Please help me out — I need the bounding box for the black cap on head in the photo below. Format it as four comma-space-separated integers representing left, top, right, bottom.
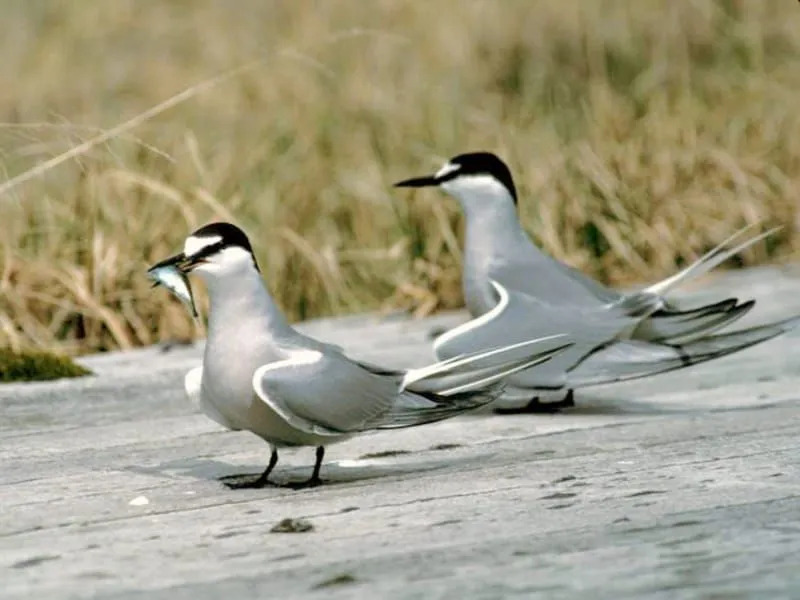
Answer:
190, 222, 253, 251
446, 152, 517, 204
186, 222, 259, 270
394, 151, 517, 205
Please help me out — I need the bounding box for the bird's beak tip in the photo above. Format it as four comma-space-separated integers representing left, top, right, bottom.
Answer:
393, 175, 439, 188
147, 252, 188, 274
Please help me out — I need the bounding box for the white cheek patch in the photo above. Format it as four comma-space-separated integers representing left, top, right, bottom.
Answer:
206, 246, 257, 271
184, 234, 222, 259
444, 174, 509, 197
216, 246, 253, 264
435, 162, 460, 179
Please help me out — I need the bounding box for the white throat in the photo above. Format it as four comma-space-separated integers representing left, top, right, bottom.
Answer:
442, 174, 527, 316
193, 250, 293, 340
441, 174, 517, 219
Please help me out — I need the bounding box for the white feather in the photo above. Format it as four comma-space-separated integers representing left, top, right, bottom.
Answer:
184, 234, 222, 258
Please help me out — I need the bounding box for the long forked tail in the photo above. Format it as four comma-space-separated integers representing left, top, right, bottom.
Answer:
623, 223, 779, 341
568, 316, 799, 388
374, 335, 574, 429
617, 224, 779, 323
645, 223, 781, 298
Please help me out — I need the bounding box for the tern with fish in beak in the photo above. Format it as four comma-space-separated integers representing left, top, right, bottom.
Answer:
148, 259, 199, 318
149, 222, 574, 488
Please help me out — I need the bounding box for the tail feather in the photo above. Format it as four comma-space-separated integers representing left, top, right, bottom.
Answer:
636, 299, 754, 343
374, 386, 503, 429
617, 225, 778, 320
651, 298, 738, 320
568, 316, 798, 388
644, 224, 780, 297
401, 335, 573, 394
375, 335, 576, 429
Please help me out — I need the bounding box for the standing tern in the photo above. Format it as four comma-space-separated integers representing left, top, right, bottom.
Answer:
395, 151, 797, 411
149, 222, 573, 488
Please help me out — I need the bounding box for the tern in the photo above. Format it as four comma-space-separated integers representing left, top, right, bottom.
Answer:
149, 222, 573, 488
395, 151, 796, 411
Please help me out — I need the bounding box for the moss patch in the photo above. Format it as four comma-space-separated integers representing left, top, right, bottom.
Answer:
0, 349, 91, 382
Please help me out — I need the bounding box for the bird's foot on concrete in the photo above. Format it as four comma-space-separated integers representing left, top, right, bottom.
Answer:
494, 390, 575, 414
221, 474, 278, 490
286, 476, 324, 490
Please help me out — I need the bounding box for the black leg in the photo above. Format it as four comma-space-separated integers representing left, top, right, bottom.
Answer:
493, 389, 575, 414
224, 447, 279, 489
288, 446, 325, 490
311, 445, 324, 482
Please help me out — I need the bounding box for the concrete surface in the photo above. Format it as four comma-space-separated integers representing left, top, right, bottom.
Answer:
1, 264, 800, 599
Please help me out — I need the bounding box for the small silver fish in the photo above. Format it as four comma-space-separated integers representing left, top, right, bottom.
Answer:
147, 262, 198, 318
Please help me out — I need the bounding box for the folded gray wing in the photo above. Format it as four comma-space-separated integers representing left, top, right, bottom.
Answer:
488, 251, 621, 307
253, 350, 400, 435
434, 281, 631, 362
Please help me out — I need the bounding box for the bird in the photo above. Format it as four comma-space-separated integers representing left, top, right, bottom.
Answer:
394, 151, 797, 412
148, 221, 574, 488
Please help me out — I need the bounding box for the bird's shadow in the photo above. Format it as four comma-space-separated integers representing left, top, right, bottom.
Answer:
132, 450, 483, 488
477, 393, 784, 417
467, 395, 698, 417
549, 396, 692, 416
128, 394, 786, 487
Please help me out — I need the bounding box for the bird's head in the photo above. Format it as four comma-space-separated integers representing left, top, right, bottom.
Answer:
149, 222, 259, 282
394, 151, 518, 209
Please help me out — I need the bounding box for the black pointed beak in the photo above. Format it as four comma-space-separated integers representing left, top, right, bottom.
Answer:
393, 174, 440, 188
147, 252, 191, 274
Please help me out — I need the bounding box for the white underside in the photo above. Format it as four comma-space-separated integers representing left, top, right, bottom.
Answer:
184, 353, 351, 448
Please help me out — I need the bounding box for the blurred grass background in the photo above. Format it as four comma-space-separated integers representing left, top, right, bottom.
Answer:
0, 0, 798, 355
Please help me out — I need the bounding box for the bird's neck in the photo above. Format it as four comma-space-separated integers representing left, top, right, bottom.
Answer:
459, 199, 528, 316
203, 269, 294, 344
461, 198, 524, 253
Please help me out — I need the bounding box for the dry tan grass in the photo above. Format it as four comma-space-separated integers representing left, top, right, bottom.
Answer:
0, 0, 798, 354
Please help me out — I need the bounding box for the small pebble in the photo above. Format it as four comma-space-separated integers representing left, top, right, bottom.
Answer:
270, 518, 313, 533
128, 496, 149, 506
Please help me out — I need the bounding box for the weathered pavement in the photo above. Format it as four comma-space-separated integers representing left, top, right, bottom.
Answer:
1, 265, 799, 599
